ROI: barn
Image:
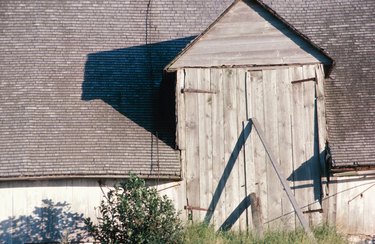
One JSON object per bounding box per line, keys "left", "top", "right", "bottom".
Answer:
{"left": 164, "top": 0, "right": 334, "bottom": 232}
{"left": 0, "top": 0, "right": 374, "bottom": 242}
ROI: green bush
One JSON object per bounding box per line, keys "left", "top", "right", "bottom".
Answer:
{"left": 85, "top": 175, "right": 183, "bottom": 244}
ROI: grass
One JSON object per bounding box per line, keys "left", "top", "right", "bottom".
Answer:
{"left": 183, "top": 223, "right": 347, "bottom": 244}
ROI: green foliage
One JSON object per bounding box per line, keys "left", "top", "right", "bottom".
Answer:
{"left": 183, "top": 223, "right": 220, "bottom": 243}
{"left": 183, "top": 223, "right": 347, "bottom": 244}
{"left": 313, "top": 224, "right": 348, "bottom": 244}
{"left": 85, "top": 175, "right": 183, "bottom": 244}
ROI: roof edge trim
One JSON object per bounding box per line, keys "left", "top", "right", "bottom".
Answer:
{"left": 0, "top": 174, "right": 182, "bottom": 182}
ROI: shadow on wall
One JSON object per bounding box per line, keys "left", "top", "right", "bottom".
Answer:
{"left": 0, "top": 199, "right": 88, "bottom": 244}
{"left": 287, "top": 92, "right": 326, "bottom": 202}
{"left": 204, "top": 90, "right": 326, "bottom": 229}
{"left": 81, "top": 37, "right": 195, "bottom": 148}
{"left": 204, "top": 120, "right": 253, "bottom": 225}
{"left": 286, "top": 152, "right": 325, "bottom": 202}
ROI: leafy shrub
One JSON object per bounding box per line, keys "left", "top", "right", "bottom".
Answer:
{"left": 85, "top": 175, "right": 182, "bottom": 244}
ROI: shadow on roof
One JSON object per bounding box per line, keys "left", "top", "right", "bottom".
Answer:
{"left": 81, "top": 36, "right": 195, "bottom": 148}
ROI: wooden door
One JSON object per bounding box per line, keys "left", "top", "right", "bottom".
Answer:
{"left": 177, "top": 64, "right": 327, "bottom": 230}
{"left": 247, "top": 65, "right": 325, "bottom": 229}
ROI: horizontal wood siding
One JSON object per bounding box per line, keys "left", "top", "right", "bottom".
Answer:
{"left": 169, "top": 1, "right": 330, "bottom": 69}
{"left": 0, "top": 179, "right": 186, "bottom": 243}
{"left": 333, "top": 177, "right": 375, "bottom": 235}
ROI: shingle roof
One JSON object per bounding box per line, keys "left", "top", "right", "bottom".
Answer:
{"left": 0, "top": 0, "right": 373, "bottom": 180}
{"left": 0, "top": 0, "right": 232, "bottom": 180}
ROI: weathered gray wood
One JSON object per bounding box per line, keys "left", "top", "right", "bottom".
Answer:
{"left": 174, "top": 51, "right": 320, "bottom": 68}
{"left": 168, "top": 1, "right": 330, "bottom": 69}
{"left": 220, "top": 1, "right": 263, "bottom": 23}
{"left": 178, "top": 65, "right": 327, "bottom": 232}
{"left": 176, "top": 64, "right": 375, "bottom": 235}
{"left": 244, "top": 72, "right": 256, "bottom": 229}
{"left": 263, "top": 69, "right": 283, "bottom": 229}
{"left": 182, "top": 88, "right": 216, "bottom": 94}
{"left": 187, "top": 40, "right": 305, "bottom": 55}
{"left": 359, "top": 181, "right": 375, "bottom": 234}
{"left": 184, "top": 68, "right": 201, "bottom": 222}
{"left": 223, "top": 69, "right": 240, "bottom": 229}
{"left": 205, "top": 24, "right": 281, "bottom": 41}
{"left": 248, "top": 70, "right": 268, "bottom": 229}
{"left": 315, "top": 64, "right": 326, "bottom": 158}
{"left": 0, "top": 179, "right": 190, "bottom": 242}
{"left": 315, "top": 64, "right": 332, "bottom": 225}
{"left": 275, "top": 67, "right": 295, "bottom": 228}
{"left": 315, "top": 64, "right": 328, "bottom": 196}
{"left": 210, "top": 69, "right": 226, "bottom": 226}
{"left": 179, "top": 149, "right": 188, "bottom": 220}
{"left": 251, "top": 118, "right": 317, "bottom": 243}
{"left": 197, "top": 69, "right": 208, "bottom": 222}
{"left": 204, "top": 69, "right": 214, "bottom": 217}
{"left": 236, "top": 69, "right": 248, "bottom": 229}
{"left": 289, "top": 66, "right": 306, "bottom": 228}
{"left": 302, "top": 65, "right": 315, "bottom": 226}
{"left": 302, "top": 64, "right": 322, "bottom": 226}
{"left": 199, "top": 69, "right": 213, "bottom": 221}
{"left": 330, "top": 180, "right": 346, "bottom": 231}
{"left": 250, "top": 192, "right": 264, "bottom": 238}
{"left": 343, "top": 178, "right": 365, "bottom": 233}
{"left": 176, "top": 69, "right": 186, "bottom": 150}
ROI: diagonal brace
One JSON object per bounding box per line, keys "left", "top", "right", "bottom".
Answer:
{"left": 251, "top": 118, "right": 317, "bottom": 244}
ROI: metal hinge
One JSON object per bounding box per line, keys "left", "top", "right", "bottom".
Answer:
{"left": 181, "top": 88, "right": 216, "bottom": 94}
{"left": 291, "top": 77, "right": 316, "bottom": 84}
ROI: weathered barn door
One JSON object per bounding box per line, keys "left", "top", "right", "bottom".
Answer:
{"left": 176, "top": 64, "right": 326, "bottom": 230}
{"left": 247, "top": 65, "right": 326, "bottom": 229}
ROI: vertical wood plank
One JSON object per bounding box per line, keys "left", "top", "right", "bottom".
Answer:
{"left": 197, "top": 69, "right": 207, "bottom": 222}
{"left": 198, "top": 69, "right": 212, "bottom": 221}
{"left": 334, "top": 180, "right": 348, "bottom": 232}
{"left": 315, "top": 64, "right": 327, "bottom": 162}
{"left": 184, "top": 68, "right": 201, "bottom": 222}
{"left": 204, "top": 69, "right": 214, "bottom": 219}
{"left": 250, "top": 192, "right": 264, "bottom": 237}
{"left": 236, "top": 69, "right": 247, "bottom": 230}
{"left": 179, "top": 149, "right": 188, "bottom": 220}
{"left": 315, "top": 64, "right": 333, "bottom": 225}
{"left": 362, "top": 181, "right": 375, "bottom": 234}
{"left": 346, "top": 179, "right": 364, "bottom": 233}
{"left": 252, "top": 118, "right": 316, "bottom": 241}
{"left": 175, "top": 70, "right": 188, "bottom": 220}
{"left": 303, "top": 64, "right": 322, "bottom": 226}
{"left": 176, "top": 69, "right": 186, "bottom": 150}
{"left": 276, "top": 67, "right": 295, "bottom": 229}
{"left": 302, "top": 65, "right": 315, "bottom": 226}
{"left": 210, "top": 69, "right": 226, "bottom": 227}
{"left": 326, "top": 176, "right": 338, "bottom": 227}
{"left": 245, "top": 71, "right": 256, "bottom": 229}
{"left": 263, "top": 69, "right": 282, "bottom": 229}
{"left": 289, "top": 66, "right": 306, "bottom": 228}
{"left": 223, "top": 69, "right": 240, "bottom": 229}
{"left": 249, "top": 70, "right": 267, "bottom": 230}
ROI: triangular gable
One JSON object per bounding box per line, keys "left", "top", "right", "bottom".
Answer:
{"left": 166, "top": 0, "right": 333, "bottom": 71}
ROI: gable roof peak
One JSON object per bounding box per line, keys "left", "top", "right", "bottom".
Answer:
{"left": 166, "top": 0, "right": 334, "bottom": 73}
